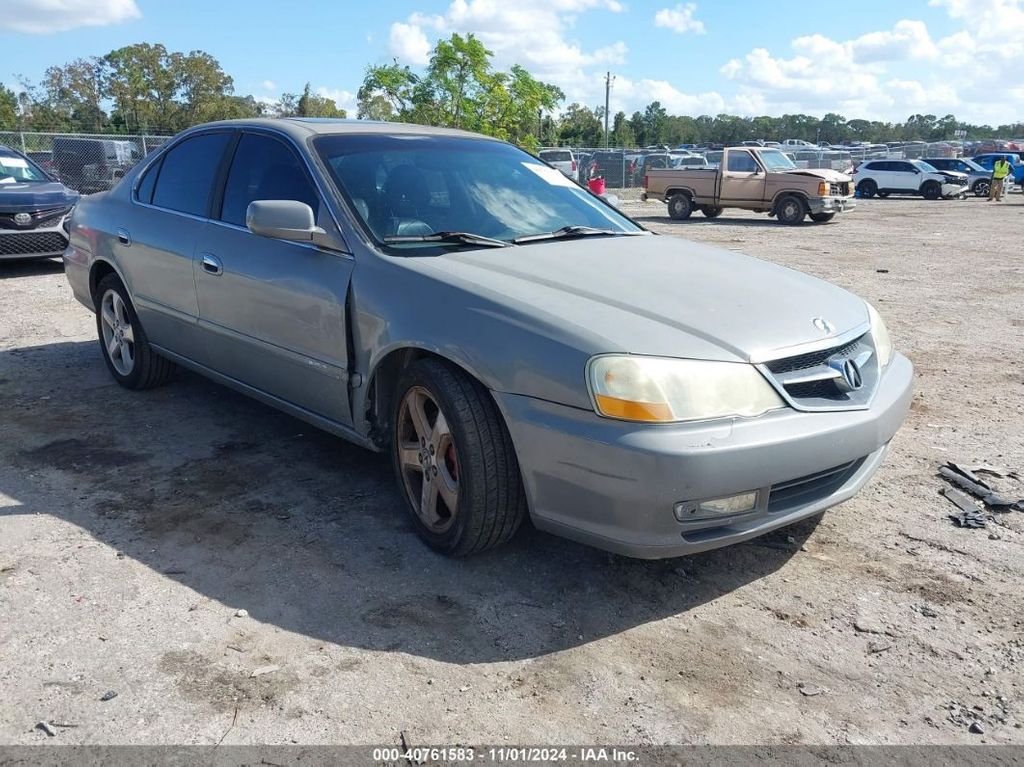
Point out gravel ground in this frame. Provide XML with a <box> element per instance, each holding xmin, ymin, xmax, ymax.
<box><xmin>1</xmin><ymin>194</ymin><xmax>1022</xmax><ymax>747</ymax></box>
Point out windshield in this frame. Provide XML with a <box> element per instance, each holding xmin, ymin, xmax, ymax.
<box><xmin>758</xmin><ymin>149</ymin><xmax>797</xmax><ymax>171</ymax></box>
<box><xmin>315</xmin><ymin>135</ymin><xmax>641</xmax><ymax>250</ymax></box>
<box><xmin>961</xmin><ymin>159</ymin><xmax>986</xmax><ymax>172</ymax></box>
<box><xmin>913</xmin><ymin>160</ymin><xmax>938</xmax><ymax>173</ymax></box>
<box><xmin>0</xmin><ymin>152</ymin><xmax>49</xmax><ymax>183</ymax></box>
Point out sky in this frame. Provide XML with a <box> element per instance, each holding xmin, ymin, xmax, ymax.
<box><xmin>1</xmin><ymin>0</ymin><xmax>1022</xmax><ymax>125</ymax></box>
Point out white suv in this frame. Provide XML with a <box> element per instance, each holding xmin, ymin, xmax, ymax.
<box><xmin>538</xmin><ymin>149</ymin><xmax>579</xmax><ymax>182</ymax></box>
<box><xmin>852</xmin><ymin>159</ymin><xmax>967</xmax><ymax>200</ymax></box>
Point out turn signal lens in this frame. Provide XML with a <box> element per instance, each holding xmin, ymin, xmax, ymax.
<box><xmin>818</xmin><ymin>181</ymin><xmax>829</xmax><ymax>196</ymax></box>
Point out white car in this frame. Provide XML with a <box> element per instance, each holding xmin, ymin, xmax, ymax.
<box><xmin>851</xmin><ymin>159</ymin><xmax>968</xmax><ymax>200</ymax></box>
<box><xmin>781</xmin><ymin>139</ymin><xmax>817</xmax><ymax>149</ymax></box>
<box><xmin>538</xmin><ymin>149</ymin><xmax>579</xmax><ymax>182</ymax></box>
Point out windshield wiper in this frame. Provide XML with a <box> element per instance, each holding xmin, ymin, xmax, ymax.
<box><xmin>382</xmin><ymin>231</ymin><xmax>510</xmax><ymax>248</ymax></box>
<box><xmin>513</xmin><ymin>225</ymin><xmax>641</xmax><ymax>244</ymax></box>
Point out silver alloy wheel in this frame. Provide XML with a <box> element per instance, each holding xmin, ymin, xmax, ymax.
<box><xmin>397</xmin><ymin>386</ymin><xmax>460</xmax><ymax>533</ymax></box>
<box><xmin>99</xmin><ymin>289</ymin><xmax>136</xmax><ymax>376</ymax></box>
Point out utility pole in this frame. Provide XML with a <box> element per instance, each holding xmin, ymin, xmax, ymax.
<box><xmin>604</xmin><ymin>71</ymin><xmax>615</xmax><ymax>148</ymax></box>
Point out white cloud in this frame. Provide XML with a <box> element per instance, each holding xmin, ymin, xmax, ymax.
<box><xmin>261</xmin><ymin>80</ymin><xmax>277</xmax><ymax>92</ymax></box>
<box><xmin>0</xmin><ymin>0</ymin><xmax>140</xmax><ymax>34</ymax></box>
<box><xmin>316</xmin><ymin>87</ymin><xmax>358</xmax><ymax>115</ymax></box>
<box><xmin>386</xmin><ymin>0</ymin><xmax>628</xmax><ymax>105</ymax></box>
<box><xmin>389</xmin><ymin>21</ymin><xmax>432</xmax><ymax>66</ymax></box>
<box><xmin>653</xmin><ymin>3</ymin><xmax>706</xmax><ymax>35</ymax></box>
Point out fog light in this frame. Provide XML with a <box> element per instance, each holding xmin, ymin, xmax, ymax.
<box><xmin>674</xmin><ymin>491</ymin><xmax>758</xmax><ymax>522</ymax></box>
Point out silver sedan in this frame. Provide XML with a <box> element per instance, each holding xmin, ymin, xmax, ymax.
<box><xmin>63</xmin><ymin>119</ymin><xmax>912</xmax><ymax>558</ymax></box>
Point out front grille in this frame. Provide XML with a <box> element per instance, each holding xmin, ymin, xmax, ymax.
<box><xmin>828</xmin><ymin>182</ymin><xmax>851</xmax><ymax>196</ymax></box>
<box><xmin>762</xmin><ymin>333</ymin><xmax>877</xmax><ymax>410</ymax></box>
<box><xmin>0</xmin><ymin>231</ymin><xmax>68</xmax><ymax>256</ymax></box>
<box><xmin>767</xmin><ymin>458</ymin><xmax>864</xmax><ymax>512</ymax></box>
<box><xmin>0</xmin><ymin>206</ymin><xmax>71</xmax><ymax>230</ymax></box>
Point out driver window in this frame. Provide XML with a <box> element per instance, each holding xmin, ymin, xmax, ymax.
<box><xmin>727</xmin><ymin>151</ymin><xmax>758</xmax><ymax>173</ymax></box>
<box><xmin>220</xmin><ymin>133</ymin><xmax>320</xmax><ymax>227</ymax></box>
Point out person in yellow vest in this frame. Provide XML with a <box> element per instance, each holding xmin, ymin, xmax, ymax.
<box><xmin>987</xmin><ymin>157</ymin><xmax>1012</xmax><ymax>202</ymax></box>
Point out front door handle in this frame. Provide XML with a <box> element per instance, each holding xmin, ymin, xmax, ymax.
<box><xmin>200</xmin><ymin>253</ymin><xmax>223</xmax><ymax>276</ymax></box>
<box><xmin>116</xmin><ymin>228</ymin><xmax>131</xmax><ymax>246</ymax></box>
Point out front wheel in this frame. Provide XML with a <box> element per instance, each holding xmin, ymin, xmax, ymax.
<box><xmin>392</xmin><ymin>358</ymin><xmax>526</xmax><ymax>556</ymax></box>
<box><xmin>94</xmin><ymin>274</ymin><xmax>174</xmax><ymax>390</ymax></box>
<box><xmin>776</xmin><ymin>195</ymin><xmax>806</xmax><ymax>225</ymax></box>
<box><xmin>921</xmin><ymin>180</ymin><xmax>941</xmax><ymax>200</ymax></box>
<box><xmin>972</xmin><ymin>180</ymin><xmax>990</xmax><ymax>197</ymax></box>
<box><xmin>810</xmin><ymin>212</ymin><xmax>836</xmax><ymax>223</ymax></box>
<box><xmin>667</xmin><ymin>193</ymin><xmax>693</xmax><ymax>220</ymax></box>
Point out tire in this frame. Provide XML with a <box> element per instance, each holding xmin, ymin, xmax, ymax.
<box><xmin>392</xmin><ymin>358</ymin><xmax>526</xmax><ymax>557</ymax></box>
<box><xmin>876</xmin><ymin>191</ymin><xmax>890</xmax><ymax>198</ymax></box>
<box><xmin>775</xmin><ymin>195</ymin><xmax>806</xmax><ymax>225</ymax></box>
<box><xmin>972</xmin><ymin>180</ymin><xmax>990</xmax><ymax>197</ymax></box>
<box><xmin>667</xmin><ymin>193</ymin><xmax>693</xmax><ymax>220</ymax></box>
<box><xmin>921</xmin><ymin>180</ymin><xmax>941</xmax><ymax>200</ymax></box>
<box><xmin>857</xmin><ymin>179</ymin><xmax>877</xmax><ymax>198</ymax></box>
<box><xmin>700</xmin><ymin>205</ymin><xmax>723</xmax><ymax>219</ymax></box>
<box><xmin>94</xmin><ymin>273</ymin><xmax>174</xmax><ymax>390</ymax></box>
<box><xmin>810</xmin><ymin>212</ymin><xmax>836</xmax><ymax>223</ymax></box>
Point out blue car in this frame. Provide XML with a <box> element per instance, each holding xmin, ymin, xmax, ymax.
<box><xmin>971</xmin><ymin>153</ymin><xmax>1023</xmax><ymax>190</ymax></box>
<box><xmin>0</xmin><ymin>145</ymin><xmax>80</xmax><ymax>261</ymax></box>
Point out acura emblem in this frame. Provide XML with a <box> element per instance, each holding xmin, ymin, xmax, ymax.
<box><xmin>812</xmin><ymin>316</ymin><xmax>835</xmax><ymax>334</ymax></box>
<box><xmin>829</xmin><ymin>357</ymin><xmax>864</xmax><ymax>392</ymax></box>
<box><xmin>13</xmin><ymin>212</ymin><xmax>31</xmax><ymax>226</ymax></box>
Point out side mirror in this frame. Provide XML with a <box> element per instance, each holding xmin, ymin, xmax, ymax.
<box><xmin>247</xmin><ymin>199</ymin><xmax>321</xmax><ymax>241</ymax></box>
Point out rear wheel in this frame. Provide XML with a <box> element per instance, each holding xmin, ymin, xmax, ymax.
<box><xmin>94</xmin><ymin>274</ymin><xmax>174</xmax><ymax>390</ymax></box>
<box><xmin>857</xmin><ymin>179</ymin><xmax>877</xmax><ymax>198</ymax></box>
<box><xmin>776</xmin><ymin>195</ymin><xmax>806</xmax><ymax>225</ymax></box>
<box><xmin>876</xmin><ymin>191</ymin><xmax>890</xmax><ymax>198</ymax></box>
<box><xmin>972</xmin><ymin>180</ymin><xmax>990</xmax><ymax>197</ymax></box>
<box><xmin>392</xmin><ymin>358</ymin><xmax>526</xmax><ymax>556</ymax></box>
<box><xmin>667</xmin><ymin>193</ymin><xmax>693</xmax><ymax>220</ymax></box>
<box><xmin>700</xmin><ymin>206</ymin><xmax>723</xmax><ymax>219</ymax></box>
<box><xmin>921</xmin><ymin>180</ymin><xmax>941</xmax><ymax>200</ymax></box>
<box><xmin>810</xmin><ymin>212</ymin><xmax>836</xmax><ymax>223</ymax></box>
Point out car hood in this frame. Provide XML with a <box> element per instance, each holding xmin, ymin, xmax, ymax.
<box><xmin>784</xmin><ymin>168</ymin><xmax>853</xmax><ymax>183</ymax></box>
<box><xmin>419</xmin><ymin>234</ymin><xmax>869</xmax><ymax>363</ymax></box>
<box><xmin>0</xmin><ymin>180</ymin><xmax>78</xmax><ymax>211</ymax></box>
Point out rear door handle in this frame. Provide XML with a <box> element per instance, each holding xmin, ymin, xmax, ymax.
<box><xmin>116</xmin><ymin>228</ymin><xmax>131</xmax><ymax>246</ymax></box>
<box><xmin>200</xmin><ymin>253</ymin><xmax>223</xmax><ymax>276</ymax></box>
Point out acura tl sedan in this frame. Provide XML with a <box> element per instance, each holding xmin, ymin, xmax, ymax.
<box><xmin>64</xmin><ymin>119</ymin><xmax>913</xmax><ymax>558</ymax></box>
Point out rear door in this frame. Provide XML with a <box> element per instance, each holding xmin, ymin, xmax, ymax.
<box><xmin>193</xmin><ymin>130</ymin><xmax>355</xmax><ymax>425</ymax></box>
<box><xmin>120</xmin><ymin>130</ymin><xmax>233</xmax><ymax>362</ymax></box>
<box><xmin>719</xmin><ymin>150</ymin><xmax>767</xmax><ymax>204</ymax></box>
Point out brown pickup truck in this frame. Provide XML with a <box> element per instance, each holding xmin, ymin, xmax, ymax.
<box><xmin>641</xmin><ymin>146</ymin><xmax>856</xmax><ymax>224</ymax></box>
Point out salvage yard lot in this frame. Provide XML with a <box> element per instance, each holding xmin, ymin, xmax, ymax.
<box><xmin>1</xmin><ymin>195</ymin><xmax>1022</xmax><ymax>745</ymax></box>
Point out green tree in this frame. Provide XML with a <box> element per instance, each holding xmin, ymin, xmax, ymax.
<box><xmin>557</xmin><ymin>103</ymin><xmax>602</xmax><ymax>146</ymax></box>
<box><xmin>41</xmin><ymin>57</ymin><xmax>106</xmax><ymax>131</ymax></box>
<box><xmin>173</xmin><ymin>50</ymin><xmax>236</xmax><ymax>125</ymax></box>
<box><xmin>610</xmin><ymin>111</ymin><xmax>634</xmax><ymax>147</ymax></box>
<box><xmin>357</xmin><ymin>61</ymin><xmax>418</xmax><ymax>119</ymax></box>
<box><xmin>296</xmin><ymin>83</ymin><xmax>347</xmax><ymax>118</ymax></box>
<box><xmin>0</xmin><ymin>85</ymin><xmax>17</xmax><ymax>130</ymax></box>
<box><xmin>101</xmin><ymin>43</ymin><xmax>179</xmax><ymax>131</ymax></box>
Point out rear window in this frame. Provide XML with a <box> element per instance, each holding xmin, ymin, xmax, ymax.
<box><xmin>540</xmin><ymin>150</ymin><xmax>572</xmax><ymax>162</ymax></box>
<box><xmin>151</xmin><ymin>132</ymin><xmax>231</xmax><ymax>217</ymax></box>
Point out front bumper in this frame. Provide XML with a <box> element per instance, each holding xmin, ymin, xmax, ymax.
<box><xmin>808</xmin><ymin>196</ymin><xmax>856</xmax><ymax>214</ymax></box>
<box><xmin>940</xmin><ymin>183</ymin><xmax>967</xmax><ymax>198</ymax></box>
<box><xmin>0</xmin><ymin>222</ymin><xmax>69</xmax><ymax>261</ymax></box>
<box><xmin>496</xmin><ymin>353</ymin><xmax>912</xmax><ymax>559</ymax></box>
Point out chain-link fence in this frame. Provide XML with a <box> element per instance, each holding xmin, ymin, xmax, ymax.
<box><xmin>539</xmin><ymin>141</ymin><xmax>965</xmax><ymax>190</ymax></box>
<box><xmin>0</xmin><ymin>131</ymin><xmax>172</xmax><ymax>194</ymax></box>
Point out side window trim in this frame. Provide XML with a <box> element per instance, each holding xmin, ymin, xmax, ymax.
<box><xmin>132</xmin><ymin>129</ymin><xmax>234</xmax><ymax>220</ymax></box>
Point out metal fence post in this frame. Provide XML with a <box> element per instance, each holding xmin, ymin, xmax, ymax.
<box><xmin>19</xmin><ymin>132</ymin><xmax>27</xmax><ymax>154</ymax></box>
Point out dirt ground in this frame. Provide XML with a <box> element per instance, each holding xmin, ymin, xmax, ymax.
<box><xmin>1</xmin><ymin>193</ymin><xmax>1022</xmax><ymax>747</ymax></box>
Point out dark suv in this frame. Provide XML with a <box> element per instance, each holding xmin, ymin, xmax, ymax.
<box><xmin>0</xmin><ymin>145</ymin><xmax>79</xmax><ymax>261</ymax></box>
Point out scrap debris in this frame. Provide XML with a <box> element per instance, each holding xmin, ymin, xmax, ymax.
<box><xmin>938</xmin><ymin>461</ymin><xmax>1024</xmax><ymax>528</ymax></box>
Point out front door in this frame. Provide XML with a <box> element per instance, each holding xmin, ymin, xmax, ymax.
<box><xmin>193</xmin><ymin>131</ymin><xmax>355</xmax><ymax>426</ymax></box>
<box><xmin>719</xmin><ymin>150</ymin><xmax>767</xmax><ymax>205</ymax></box>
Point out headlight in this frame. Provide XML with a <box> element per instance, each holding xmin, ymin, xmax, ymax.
<box><xmin>587</xmin><ymin>355</ymin><xmax>786</xmax><ymax>423</ymax></box>
<box><xmin>866</xmin><ymin>302</ymin><xmax>893</xmax><ymax>369</ymax></box>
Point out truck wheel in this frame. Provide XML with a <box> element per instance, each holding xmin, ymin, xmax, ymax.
<box><xmin>972</xmin><ymin>180</ymin><xmax>990</xmax><ymax>197</ymax></box>
<box><xmin>667</xmin><ymin>193</ymin><xmax>693</xmax><ymax>220</ymax></box>
<box><xmin>700</xmin><ymin>206</ymin><xmax>723</xmax><ymax>219</ymax></box>
<box><xmin>776</xmin><ymin>195</ymin><xmax>806</xmax><ymax>225</ymax></box>
<box><xmin>392</xmin><ymin>358</ymin><xmax>526</xmax><ymax>556</ymax></box>
<box><xmin>921</xmin><ymin>181</ymin><xmax>941</xmax><ymax>200</ymax></box>
<box><xmin>810</xmin><ymin>212</ymin><xmax>836</xmax><ymax>223</ymax></box>
<box><xmin>857</xmin><ymin>179</ymin><xmax>877</xmax><ymax>198</ymax></box>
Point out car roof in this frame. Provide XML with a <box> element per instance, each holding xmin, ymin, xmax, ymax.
<box><xmin>188</xmin><ymin>117</ymin><xmax>496</xmax><ymax>142</ymax></box>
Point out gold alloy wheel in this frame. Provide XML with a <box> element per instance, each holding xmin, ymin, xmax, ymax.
<box><xmin>396</xmin><ymin>386</ymin><xmax>460</xmax><ymax>533</ymax></box>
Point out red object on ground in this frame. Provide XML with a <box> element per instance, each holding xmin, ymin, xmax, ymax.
<box><xmin>588</xmin><ymin>177</ymin><xmax>606</xmax><ymax>195</ymax></box>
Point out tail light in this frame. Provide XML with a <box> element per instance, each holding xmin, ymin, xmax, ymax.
<box><xmin>571</xmin><ymin>159</ymin><xmax>577</xmax><ymax>172</ymax></box>
<box><xmin>642</xmin><ymin>175</ymin><xmax>649</xmax><ymax>190</ymax></box>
